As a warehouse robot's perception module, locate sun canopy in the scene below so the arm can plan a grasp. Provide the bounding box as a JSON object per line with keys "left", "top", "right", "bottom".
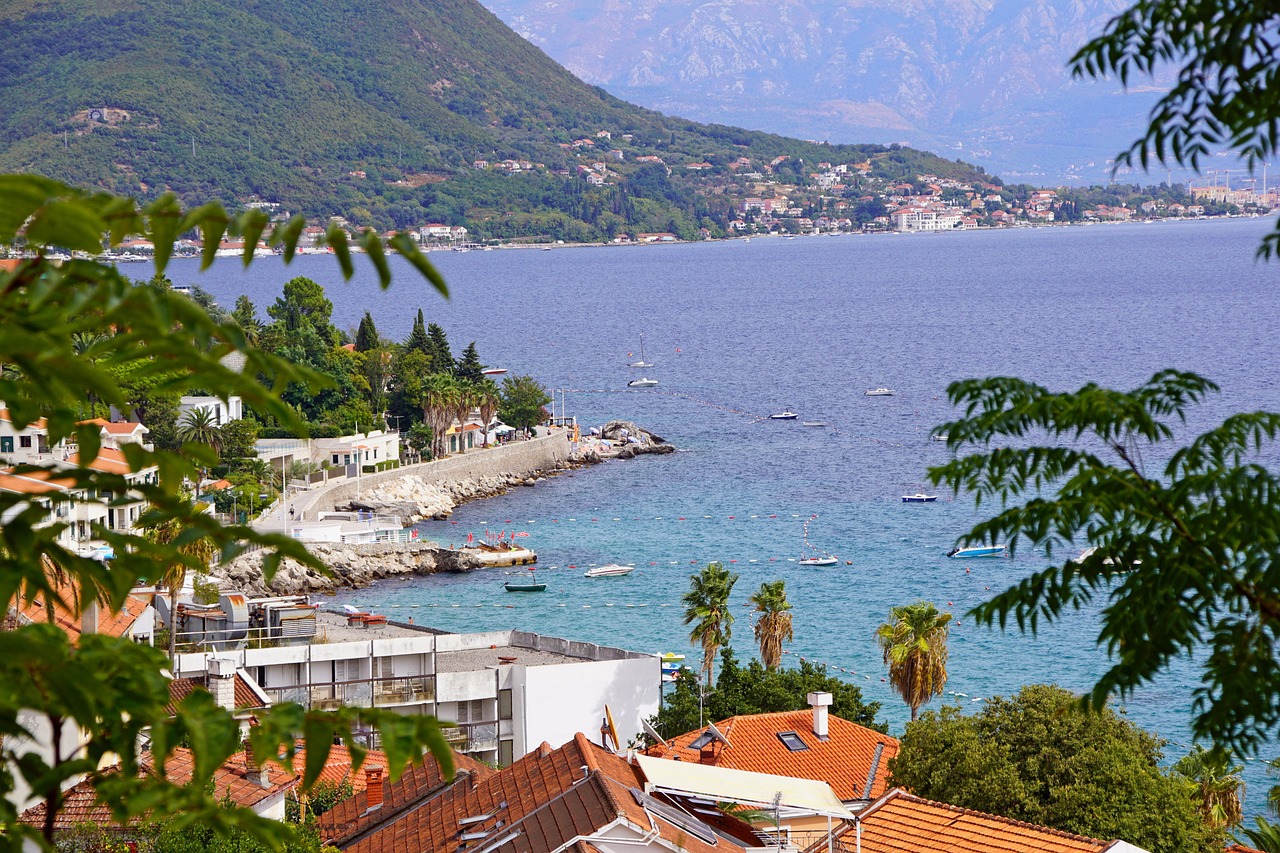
{"left": 634, "top": 754, "right": 855, "bottom": 819}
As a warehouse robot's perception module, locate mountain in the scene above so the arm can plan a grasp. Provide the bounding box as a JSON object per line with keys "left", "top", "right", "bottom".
{"left": 0, "top": 0, "right": 994, "bottom": 238}
{"left": 478, "top": 0, "right": 1170, "bottom": 183}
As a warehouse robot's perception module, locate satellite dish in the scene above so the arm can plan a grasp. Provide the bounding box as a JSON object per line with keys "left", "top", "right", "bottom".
{"left": 604, "top": 704, "right": 621, "bottom": 753}
{"left": 641, "top": 718, "right": 668, "bottom": 749}
{"left": 707, "top": 721, "right": 730, "bottom": 746}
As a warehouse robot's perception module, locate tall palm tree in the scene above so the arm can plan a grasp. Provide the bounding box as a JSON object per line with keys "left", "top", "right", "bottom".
{"left": 682, "top": 561, "right": 738, "bottom": 686}
{"left": 1175, "top": 744, "right": 1245, "bottom": 830}
{"left": 418, "top": 374, "right": 455, "bottom": 458}
{"left": 875, "top": 601, "right": 952, "bottom": 721}
{"left": 451, "top": 381, "right": 478, "bottom": 455}
{"left": 146, "top": 516, "right": 218, "bottom": 664}
{"left": 749, "top": 580, "right": 793, "bottom": 670}
{"left": 177, "top": 407, "right": 224, "bottom": 456}
{"left": 476, "top": 378, "right": 501, "bottom": 448}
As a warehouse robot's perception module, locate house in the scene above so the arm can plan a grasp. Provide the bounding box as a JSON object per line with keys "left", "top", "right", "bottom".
{"left": 635, "top": 233, "right": 678, "bottom": 243}
{"left": 813, "top": 788, "right": 1152, "bottom": 853}
{"left": 330, "top": 732, "right": 757, "bottom": 852}
{"left": 0, "top": 407, "right": 51, "bottom": 463}
{"left": 178, "top": 394, "right": 243, "bottom": 425}
{"left": 442, "top": 421, "right": 483, "bottom": 453}
{"left": 891, "top": 207, "right": 962, "bottom": 232}
{"left": 646, "top": 693, "right": 897, "bottom": 842}
{"left": 315, "top": 429, "right": 400, "bottom": 471}
{"left": 174, "top": 614, "right": 660, "bottom": 769}
{"left": 0, "top": 468, "right": 110, "bottom": 547}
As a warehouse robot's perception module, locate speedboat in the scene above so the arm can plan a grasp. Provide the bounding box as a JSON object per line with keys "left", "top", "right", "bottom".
{"left": 865, "top": 388, "right": 896, "bottom": 396}
{"left": 947, "top": 544, "right": 1007, "bottom": 559}
{"left": 930, "top": 433, "right": 949, "bottom": 442}
{"left": 584, "top": 564, "right": 635, "bottom": 578}
{"left": 802, "top": 421, "right": 826, "bottom": 427}
{"left": 481, "top": 367, "right": 508, "bottom": 376}
{"left": 504, "top": 567, "right": 546, "bottom": 591}
{"left": 769, "top": 411, "right": 798, "bottom": 420}
{"left": 902, "top": 494, "right": 939, "bottom": 503}
{"left": 628, "top": 377, "right": 658, "bottom": 388}
{"left": 799, "top": 555, "right": 839, "bottom": 567}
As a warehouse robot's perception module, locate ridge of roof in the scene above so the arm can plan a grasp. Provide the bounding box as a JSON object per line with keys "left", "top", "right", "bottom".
{"left": 860, "top": 788, "right": 1111, "bottom": 846}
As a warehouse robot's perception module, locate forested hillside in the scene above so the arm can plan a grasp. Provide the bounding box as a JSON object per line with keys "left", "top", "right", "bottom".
{"left": 0, "top": 0, "right": 994, "bottom": 238}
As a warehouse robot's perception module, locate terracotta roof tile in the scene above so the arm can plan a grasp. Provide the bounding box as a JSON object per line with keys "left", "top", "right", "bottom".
{"left": 12, "top": 573, "right": 151, "bottom": 643}
{"left": 67, "top": 447, "right": 135, "bottom": 475}
{"left": 824, "top": 788, "right": 1114, "bottom": 853}
{"left": 19, "top": 747, "right": 297, "bottom": 831}
{"left": 649, "top": 710, "right": 898, "bottom": 801}
{"left": 166, "top": 674, "right": 268, "bottom": 715}
{"left": 342, "top": 733, "right": 742, "bottom": 853}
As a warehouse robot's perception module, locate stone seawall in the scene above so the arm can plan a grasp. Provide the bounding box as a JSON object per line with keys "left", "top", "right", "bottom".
{"left": 213, "top": 541, "right": 472, "bottom": 596}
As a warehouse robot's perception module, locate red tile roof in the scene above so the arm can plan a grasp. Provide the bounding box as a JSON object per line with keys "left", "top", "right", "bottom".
{"left": 67, "top": 446, "right": 135, "bottom": 475}
{"left": 822, "top": 788, "right": 1115, "bottom": 853}
{"left": 648, "top": 709, "right": 898, "bottom": 801}
{"left": 12, "top": 572, "right": 152, "bottom": 644}
{"left": 342, "top": 733, "right": 746, "bottom": 853}
{"left": 166, "top": 673, "right": 268, "bottom": 714}
{"left": 19, "top": 747, "right": 297, "bottom": 831}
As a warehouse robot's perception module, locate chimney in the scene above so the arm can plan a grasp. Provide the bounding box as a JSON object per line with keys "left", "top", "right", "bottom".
{"left": 807, "top": 691, "right": 833, "bottom": 741}
{"left": 81, "top": 599, "right": 100, "bottom": 636}
{"left": 207, "top": 657, "right": 236, "bottom": 711}
{"left": 365, "top": 765, "right": 385, "bottom": 810}
{"left": 243, "top": 720, "right": 270, "bottom": 788}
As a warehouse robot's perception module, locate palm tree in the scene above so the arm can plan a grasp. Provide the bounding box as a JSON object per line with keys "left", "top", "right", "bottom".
{"left": 146, "top": 516, "right": 218, "bottom": 664}
{"left": 875, "top": 601, "right": 952, "bottom": 721}
{"left": 420, "top": 374, "right": 458, "bottom": 458}
{"left": 749, "top": 580, "right": 793, "bottom": 670}
{"left": 1174, "top": 744, "right": 1245, "bottom": 830}
{"left": 476, "top": 378, "right": 501, "bottom": 448}
{"left": 451, "top": 381, "right": 478, "bottom": 455}
{"left": 177, "top": 407, "right": 224, "bottom": 456}
{"left": 1240, "top": 817, "right": 1280, "bottom": 853}
{"left": 682, "top": 561, "right": 738, "bottom": 686}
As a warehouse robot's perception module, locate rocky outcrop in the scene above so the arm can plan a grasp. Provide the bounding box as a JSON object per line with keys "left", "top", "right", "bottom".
{"left": 210, "top": 542, "right": 480, "bottom": 596}
{"left": 337, "top": 470, "right": 572, "bottom": 523}
{"left": 571, "top": 420, "right": 676, "bottom": 464}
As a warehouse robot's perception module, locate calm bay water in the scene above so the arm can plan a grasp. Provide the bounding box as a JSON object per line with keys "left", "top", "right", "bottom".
{"left": 179, "top": 218, "right": 1279, "bottom": 812}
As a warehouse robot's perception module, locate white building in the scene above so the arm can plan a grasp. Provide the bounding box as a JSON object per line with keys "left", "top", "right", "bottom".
{"left": 178, "top": 394, "right": 243, "bottom": 425}
{"left": 891, "top": 206, "right": 963, "bottom": 232}
{"left": 313, "top": 429, "right": 400, "bottom": 471}
{"left": 174, "top": 614, "right": 659, "bottom": 768}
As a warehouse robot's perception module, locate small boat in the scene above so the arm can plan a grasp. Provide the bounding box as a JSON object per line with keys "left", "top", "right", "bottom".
{"left": 865, "top": 388, "right": 896, "bottom": 396}
{"left": 584, "top": 564, "right": 634, "bottom": 578}
{"left": 628, "top": 377, "right": 658, "bottom": 388}
{"left": 769, "top": 411, "right": 798, "bottom": 420}
{"left": 930, "top": 433, "right": 949, "bottom": 442}
{"left": 629, "top": 334, "right": 653, "bottom": 369}
{"left": 799, "top": 514, "right": 837, "bottom": 566}
{"left": 947, "top": 544, "right": 1007, "bottom": 559}
{"left": 504, "top": 567, "right": 547, "bottom": 592}
{"left": 481, "top": 367, "right": 508, "bottom": 376}
{"left": 798, "top": 556, "right": 839, "bottom": 567}
{"left": 902, "top": 494, "right": 939, "bottom": 503}
{"left": 802, "top": 421, "right": 826, "bottom": 427}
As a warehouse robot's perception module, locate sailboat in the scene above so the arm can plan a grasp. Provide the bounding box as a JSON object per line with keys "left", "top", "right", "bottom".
{"left": 629, "top": 334, "right": 653, "bottom": 368}
{"left": 798, "top": 514, "right": 839, "bottom": 566}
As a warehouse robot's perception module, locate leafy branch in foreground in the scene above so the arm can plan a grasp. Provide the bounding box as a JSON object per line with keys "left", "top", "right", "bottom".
{"left": 1071, "top": 2, "right": 1280, "bottom": 258}
{"left": 929, "top": 370, "right": 1280, "bottom": 755}
{"left": 0, "top": 174, "right": 450, "bottom": 852}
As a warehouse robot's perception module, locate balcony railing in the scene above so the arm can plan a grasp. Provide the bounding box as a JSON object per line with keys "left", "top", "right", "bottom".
{"left": 259, "top": 674, "right": 435, "bottom": 709}
{"left": 442, "top": 720, "right": 499, "bottom": 754}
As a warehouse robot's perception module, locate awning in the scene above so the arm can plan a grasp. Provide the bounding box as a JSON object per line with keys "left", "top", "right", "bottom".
{"left": 634, "top": 754, "right": 855, "bottom": 819}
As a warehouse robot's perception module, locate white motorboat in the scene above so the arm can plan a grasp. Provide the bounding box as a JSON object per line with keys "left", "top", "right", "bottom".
{"left": 802, "top": 421, "right": 826, "bottom": 427}
{"left": 947, "top": 544, "right": 1007, "bottom": 559}
{"left": 865, "top": 387, "right": 896, "bottom": 396}
{"left": 584, "top": 564, "right": 635, "bottom": 578}
{"left": 628, "top": 377, "right": 658, "bottom": 388}
{"left": 769, "top": 411, "right": 798, "bottom": 420}
{"left": 902, "top": 493, "right": 939, "bottom": 503}
{"left": 931, "top": 433, "right": 949, "bottom": 442}
{"left": 629, "top": 334, "right": 653, "bottom": 368}
{"left": 481, "top": 367, "right": 508, "bottom": 376}
{"left": 798, "top": 556, "right": 838, "bottom": 567}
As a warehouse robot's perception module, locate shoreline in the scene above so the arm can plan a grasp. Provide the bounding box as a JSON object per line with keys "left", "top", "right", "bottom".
{"left": 215, "top": 422, "right": 672, "bottom": 595}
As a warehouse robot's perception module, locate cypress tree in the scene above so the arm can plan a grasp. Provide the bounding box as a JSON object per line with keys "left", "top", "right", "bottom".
{"left": 355, "top": 311, "right": 379, "bottom": 352}
{"left": 427, "top": 323, "right": 454, "bottom": 374}
{"left": 405, "top": 308, "right": 430, "bottom": 355}
{"left": 455, "top": 342, "right": 484, "bottom": 382}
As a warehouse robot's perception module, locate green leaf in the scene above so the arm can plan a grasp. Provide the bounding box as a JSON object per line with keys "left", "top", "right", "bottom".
{"left": 25, "top": 199, "right": 105, "bottom": 254}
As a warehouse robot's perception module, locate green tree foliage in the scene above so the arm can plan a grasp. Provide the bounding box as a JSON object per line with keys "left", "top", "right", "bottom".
{"left": 928, "top": 372, "right": 1280, "bottom": 754}
{"left": 231, "top": 295, "right": 262, "bottom": 347}
{"left": 426, "top": 323, "right": 454, "bottom": 375}
{"left": 748, "top": 580, "right": 793, "bottom": 671}
{"left": 682, "top": 561, "right": 739, "bottom": 685}
{"left": 455, "top": 342, "right": 484, "bottom": 383}
{"left": 217, "top": 418, "right": 260, "bottom": 466}
{"left": 0, "top": 175, "right": 451, "bottom": 851}
{"left": 889, "top": 685, "right": 1221, "bottom": 853}
{"left": 267, "top": 278, "right": 337, "bottom": 348}
{"left": 497, "top": 374, "right": 550, "bottom": 432}
{"left": 1174, "top": 745, "right": 1245, "bottom": 830}
{"left": 354, "top": 311, "right": 380, "bottom": 353}
{"left": 875, "top": 601, "right": 951, "bottom": 722}
{"left": 405, "top": 308, "right": 431, "bottom": 357}
{"left": 651, "top": 648, "right": 884, "bottom": 741}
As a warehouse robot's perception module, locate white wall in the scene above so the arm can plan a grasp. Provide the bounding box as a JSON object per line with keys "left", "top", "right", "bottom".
{"left": 520, "top": 657, "right": 659, "bottom": 755}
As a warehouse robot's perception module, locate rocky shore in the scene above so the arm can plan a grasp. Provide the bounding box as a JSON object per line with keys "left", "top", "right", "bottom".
{"left": 212, "top": 421, "right": 674, "bottom": 596}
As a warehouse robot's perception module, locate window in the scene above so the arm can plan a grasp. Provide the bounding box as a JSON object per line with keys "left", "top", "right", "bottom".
{"left": 776, "top": 731, "right": 809, "bottom": 751}
{"left": 498, "top": 739, "right": 514, "bottom": 767}
{"left": 332, "top": 454, "right": 340, "bottom": 465}
{"left": 498, "top": 689, "right": 512, "bottom": 720}
{"left": 19, "top": 435, "right": 31, "bottom": 448}
{"left": 0, "top": 437, "right": 12, "bottom": 453}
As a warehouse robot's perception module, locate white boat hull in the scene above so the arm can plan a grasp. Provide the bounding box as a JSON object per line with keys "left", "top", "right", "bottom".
{"left": 584, "top": 564, "right": 635, "bottom": 577}
{"left": 948, "top": 545, "right": 1007, "bottom": 559}
{"left": 798, "top": 556, "right": 838, "bottom": 567}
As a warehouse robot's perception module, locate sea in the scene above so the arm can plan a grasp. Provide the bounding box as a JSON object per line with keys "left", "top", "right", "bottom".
{"left": 178, "top": 217, "right": 1280, "bottom": 815}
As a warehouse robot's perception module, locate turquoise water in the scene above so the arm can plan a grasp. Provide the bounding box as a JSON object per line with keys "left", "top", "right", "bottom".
{"left": 184, "top": 217, "right": 1280, "bottom": 814}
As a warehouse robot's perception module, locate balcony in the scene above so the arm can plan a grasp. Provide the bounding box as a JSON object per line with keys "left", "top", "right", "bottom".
{"left": 442, "top": 720, "right": 499, "bottom": 755}
{"left": 260, "top": 674, "right": 435, "bottom": 710}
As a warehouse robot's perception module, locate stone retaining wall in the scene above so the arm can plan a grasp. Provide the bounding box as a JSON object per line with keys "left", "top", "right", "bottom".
{"left": 303, "top": 431, "right": 571, "bottom": 519}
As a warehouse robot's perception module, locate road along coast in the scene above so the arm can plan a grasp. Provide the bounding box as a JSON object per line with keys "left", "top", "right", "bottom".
{"left": 214, "top": 423, "right": 673, "bottom": 595}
